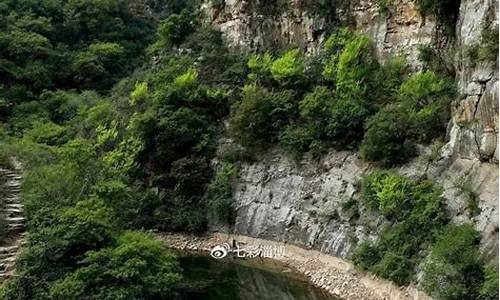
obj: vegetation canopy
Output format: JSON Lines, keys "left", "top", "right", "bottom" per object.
{"left": 0, "top": 1, "right": 496, "bottom": 299}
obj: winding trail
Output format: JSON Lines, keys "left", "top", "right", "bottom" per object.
{"left": 0, "top": 159, "right": 24, "bottom": 283}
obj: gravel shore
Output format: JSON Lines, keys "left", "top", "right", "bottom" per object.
{"left": 159, "top": 233, "right": 432, "bottom": 300}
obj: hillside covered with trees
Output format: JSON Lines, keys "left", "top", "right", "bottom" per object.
{"left": 0, "top": 0, "right": 497, "bottom": 299}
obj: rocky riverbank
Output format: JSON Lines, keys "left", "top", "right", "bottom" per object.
{"left": 159, "top": 233, "right": 432, "bottom": 300}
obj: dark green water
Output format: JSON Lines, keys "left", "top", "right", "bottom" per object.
{"left": 177, "top": 253, "right": 338, "bottom": 300}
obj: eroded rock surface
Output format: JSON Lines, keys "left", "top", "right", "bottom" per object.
{"left": 448, "top": 0, "right": 499, "bottom": 163}
{"left": 233, "top": 150, "right": 373, "bottom": 259}
{"left": 201, "top": 0, "right": 337, "bottom": 53}
{"left": 204, "top": 0, "right": 499, "bottom": 265}
{"left": 350, "top": 0, "right": 438, "bottom": 67}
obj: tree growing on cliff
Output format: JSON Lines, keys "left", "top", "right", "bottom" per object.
{"left": 229, "top": 84, "right": 296, "bottom": 151}
{"left": 360, "top": 71, "right": 453, "bottom": 166}
{"left": 422, "top": 224, "right": 485, "bottom": 300}
{"left": 354, "top": 172, "right": 448, "bottom": 285}
{"left": 271, "top": 49, "right": 304, "bottom": 86}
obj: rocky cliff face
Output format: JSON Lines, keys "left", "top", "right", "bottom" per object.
{"left": 450, "top": 0, "right": 498, "bottom": 163}
{"left": 203, "top": 0, "right": 499, "bottom": 264}
{"left": 201, "top": 0, "right": 440, "bottom": 65}
{"left": 200, "top": 0, "right": 338, "bottom": 53}
{"left": 349, "top": 0, "right": 438, "bottom": 68}
{"left": 441, "top": 0, "right": 499, "bottom": 262}
{"left": 232, "top": 150, "right": 372, "bottom": 259}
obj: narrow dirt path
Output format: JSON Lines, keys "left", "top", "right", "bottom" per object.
{"left": 0, "top": 159, "right": 24, "bottom": 283}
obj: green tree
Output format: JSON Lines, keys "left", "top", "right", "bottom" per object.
{"left": 205, "top": 162, "right": 238, "bottom": 225}
{"left": 325, "top": 98, "right": 370, "bottom": 148}
{"left": 40, "top": 90, "right": 89, "bottom": 124}
{"left": 423, "top": 224, "right": 484, "bottom": 300}
{"left": 335, "top": 35, "right": 377, "bottom": 102}
{"left": 247, "top": 52, "right": 273, "bottom": 82}
{"left": 229, "top": 84, "right": 296, "bottom": 150}
{"left": 129, "top": 82, "right": 149, "bottom": 106}
{"left": 322, "top": 28, "right": 353, "bottom": 82}
{"left": 157, "top": 9, "right": 193, "bottom": 46}
{"left": 72, "top": 42, "right": 126, "bottom": 90}
{"left": 279, "top": 125, "right": 315, "bottom": 158}
{"left": 354, "top": 172, "right": 447, "bottom": 285}
{"left": 398, "top": 71, "right": 453, "bottom": 143}
{"left": 50, "top": 231, "right": 181, "bottom": 300}
{"left": 24, "top": 120, "right": 68, "bottom": 146}
{"left": 271, "top": 49, "right": 304, "bottom": 85}
{"left": 479, "top": 267, "right": 499, "bottom": 300}
{"left": 4, "top": 30, "right": 51, "bottom": 59}
{"left": 360, "top": 105, "right": 416, "bottom": 166}
{"left": 375, "top": 174, "right": 412, "bottom": 219}
{"left": 360, "top": 71, "right": 453, "bottom": 165}
{"left": 299, "top": 86, "right": 334, "bottom": 131}
{"left": 0, "top": 197, "right": 118, "bottom": 299}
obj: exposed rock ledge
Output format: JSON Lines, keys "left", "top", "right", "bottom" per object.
{"left": 159, "top": 233, "right": 432, "bottom": 300}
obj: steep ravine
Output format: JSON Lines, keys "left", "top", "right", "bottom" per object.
{"left": 201, "top": 0, "right": 499, "bottom": 293}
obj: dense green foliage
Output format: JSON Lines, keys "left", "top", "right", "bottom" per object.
{"left": 51, "top": 231, "right": 181, "bottom": 299}
{"left": 353, "top": 171, "right": 448, "bottom": 285}
{"left": 205, "top": 162, "right": 238, "bottom": 226}
{"left": 353, "top": 171, "right": 498, "bottom": 295}
{"left": 479, "top": 267, "right": 500, "bottom": 300}
{"left": 0, "top": 1, "right": 487, "bottom": 299}
{"left": 229, "top": 84, "right": 296, "bottom": 151}
{"left": 0, "top": 137, "right": 183, "bottom": 299}
{"left": 0, "top": 0, "right": 163, "bottom": 102}
{"left": 423, "top": 224, "right": 498, "bottom": 300}
{"left": 360, "top": 71, "right": 454, "bottom": 166}
{"left": 271, "top": 49, "right": 304, "bottom": 85}
{"left": 0, "top": 1, "right": 220, "bottom": 298}
{"left": 230, "top": 34, "right": 452, "bottom": 166}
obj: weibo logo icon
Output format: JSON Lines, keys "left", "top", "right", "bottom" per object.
{"left": 210, "top": 243, "right": 230, "bottom": 259}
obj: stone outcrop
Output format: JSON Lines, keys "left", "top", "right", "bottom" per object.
{"left": 448, "top": 0, "right": 499, "bottom": 163}
{"left": 201, "top": 0, "right": 337, "bottom": 53}
{"left": 202, "top": 0, "right": 439, "bottom": 64}
{"left": 422, "top": 156, "right": 499, "bottom": 263}
{"left": 232, "top": 150, "right": 375, "bottom": 260}
{"left": 443, "top": 0, "right": 499, "bottom": 263}
{"left": 349, "top": 0, "right": 438, "bottom": 68}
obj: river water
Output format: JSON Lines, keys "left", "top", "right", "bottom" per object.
{"left": 176, "top": 253, "right": 338, "bottom": 300}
